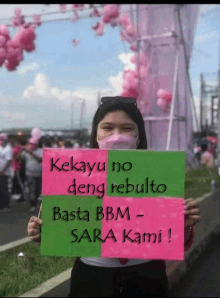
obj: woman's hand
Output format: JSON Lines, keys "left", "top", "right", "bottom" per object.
{"left": 183, "top": 198, "right": 201, "bottom": 229}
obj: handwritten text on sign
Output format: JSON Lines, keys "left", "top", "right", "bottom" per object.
{"left": 41, "top": 149, "right": 185, "bottom": 260}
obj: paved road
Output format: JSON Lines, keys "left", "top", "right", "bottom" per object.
{"left": 169, "top": 232, "right": 220, "bottom": 297}
{"left": 0, "top": 196, "right": 41, "bottom": 246}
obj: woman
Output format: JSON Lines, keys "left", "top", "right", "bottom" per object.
{"left": 200, "top": 143, "right": 214, "bottom": 168}
{"left": 27, "top": 96, "right": 201, "bottom": 297}
{"left": 22, "top": 136, "right": 43, "bottom": 213}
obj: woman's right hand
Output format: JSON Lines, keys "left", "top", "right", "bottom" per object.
{"left": 27, "top": 213, "right": 42, "bottom": 243}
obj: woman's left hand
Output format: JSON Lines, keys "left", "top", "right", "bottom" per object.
{"left": 183, "top": 198, "right": 201, "bottom": 229}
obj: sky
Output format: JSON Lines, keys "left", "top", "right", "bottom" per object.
{"left": 0, "top": 4, "right": 219, "bottom": 135}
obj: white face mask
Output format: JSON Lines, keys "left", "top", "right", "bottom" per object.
{"left": 97, "top": 133, "right": 139, "bottom": 150}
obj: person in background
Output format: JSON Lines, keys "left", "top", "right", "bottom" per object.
{"left": 10, "top": 137, "right": 26, "bottom": 203}
{"left": 51, "top": 139, "right": 58, "bottom": 148}
{"left": 194, "top": 143, "right": 201, "bottom": 164}
{"left": 21, "top": 136, "right": 43, "bottom": 213}
{"left": 43, "top": 139, "right": 52, "bottom": 148}
{"left": 64, "top": 141, "right": 73, "bottom": 148}
{"left": 200, "top": 143, "right": 214, "bottom": 168}
{"left": 0, "top": 133, "right": 13, "bottom": 212}
{"left": 57, "top": 137, "right": 65, "bottom": 148}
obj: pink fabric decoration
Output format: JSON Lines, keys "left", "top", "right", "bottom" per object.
{"left": 119, "top": 13, "right": 130, "bottom": 29}
{"left": 0, "top": 36, "right": 6, "bottom": 47}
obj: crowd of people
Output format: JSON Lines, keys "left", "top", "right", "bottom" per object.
{"left": 0, "top": 133, "right": 87, "bottom": 213}
{"left": 194, "top": 142, "right": 216, "bottom": 168}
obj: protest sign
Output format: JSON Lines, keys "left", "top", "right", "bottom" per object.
{"left": 41, "top": 149, "right": 185, "bottom": 261}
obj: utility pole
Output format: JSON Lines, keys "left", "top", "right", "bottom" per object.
{"left": 70, "top": 101, "right": 74, "bottom": 129}
{"left": 217, "top": 35, "right": 220, "bottom": 174}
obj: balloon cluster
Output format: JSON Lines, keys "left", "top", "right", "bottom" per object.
{"left": 156, "top": 89, "right": 172, "bottom": 113}
{"left": 0, "top": 7, "right": 40, "bottom": 71}
{"left": 30, "top": 127, "right": 42, "bottom": 144}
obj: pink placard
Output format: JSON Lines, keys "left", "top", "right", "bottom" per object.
{"left": 101, "top": 196, "right": 184, "bottom": 260}
{"left": 42, "top": 148, "right": 108, "bottom": 196}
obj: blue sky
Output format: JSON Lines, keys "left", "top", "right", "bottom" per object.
{"left": 0, "top": 4, "right": 219, "bottom": 134}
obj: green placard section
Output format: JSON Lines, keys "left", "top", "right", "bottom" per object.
{"left": 107, "top": 150, "right": 185, "bottom": 198}
{"left": 40, "top": 196, "right": 102, "bottom": 257}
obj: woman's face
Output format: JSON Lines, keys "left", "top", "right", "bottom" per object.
{"left": 96, "top": 110, "right": 139, "bottom": 143}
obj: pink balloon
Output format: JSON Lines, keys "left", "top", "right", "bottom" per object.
{"left": 14, "top": 8, "right": 21, "bottom": 16}
{"left": 121, "top": 90, "right": 130, "bottom": 97}
{"left": 102, "top": 14, "right": 111, "bottom": 24}
{"left": 130, "top": 44, "right": 137, "bottom": 52}
{"left": 119, "top": 13, "right": 130, "bottom": 29}
{"left": 31, "top": 127, "right": 42, "bottom": 139}
{"left": 157, "top": 97, "right": 167, "bottom": 109}
{"left": 130, "top": 77, "right": 138, "bottom": 89}
{"left": 163, "top": 89, "right": 172, "bottom": 103}
{"left": 96, "top": 22, "right": 104, "bottom": 36}
{"left": 103, "top": 4, "right": 119, "bottom": 18}
{"left": 122, "top": 80, "right": 130, "bottom": 91}
{"left": 5, "top": 60, "right": 18, "bottom": 71}
{"left": 157, "top": 89, "right": 166, "bottom": 98}
{"left": 7, "top": 38, "right": 20, "bottom": 49}
{"left": 140, "top": 65, "right": 148, "bottom": 79}
{"left": 124, "top": 71, "right": 134, "bottom": 82}
{"left": 22, "top": 41, "right": 35, "bottom": 52}
{"left": 126, "top": 24, "right": 137, "bottom": 37}
{"left": 0, "top": 35, "right": 6, "bottom": 47}
{"left": 127, "top": 88, "right": 138, "bottom": 98}
{"left": 130, "top": 55, "right": 137, "bottom": 64}
{"left": 0, "top": 47, "right": 6, "bottom": 59}
{"left": 0, "top": 25, "right": 9, "bottom": 37}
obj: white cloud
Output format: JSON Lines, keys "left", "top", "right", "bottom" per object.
{"left": 17, "top": 62, "right": 39, "bottom": 76}
{"left": 0, "top": 111, "right": 25, "bottom": 122}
